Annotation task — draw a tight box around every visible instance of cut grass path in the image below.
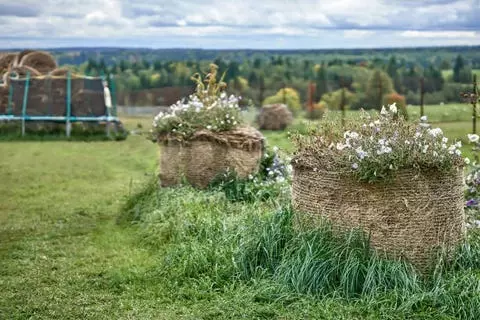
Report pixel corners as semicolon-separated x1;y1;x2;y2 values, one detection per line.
0;135;163;319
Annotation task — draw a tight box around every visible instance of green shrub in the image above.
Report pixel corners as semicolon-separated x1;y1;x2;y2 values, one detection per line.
263;88;302;115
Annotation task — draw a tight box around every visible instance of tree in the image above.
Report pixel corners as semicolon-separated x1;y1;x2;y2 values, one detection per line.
314;64;329;101
453;55;465;83
263;88;302;115
320;88;356;110
366;69;394;109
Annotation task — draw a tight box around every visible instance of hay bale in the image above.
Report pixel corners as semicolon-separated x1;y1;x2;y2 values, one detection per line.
18;51;57;74
10;65;42;78
14;50;36;66
291;165;465;272
256;103;293;130
159;126;265;188
71;89;106;116
49;68;82;78
0;85;8;114
0;53;17;75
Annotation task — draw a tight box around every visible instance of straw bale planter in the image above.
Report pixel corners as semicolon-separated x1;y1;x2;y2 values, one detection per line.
256;103;293;130
158;126;264;189
292;165;466;271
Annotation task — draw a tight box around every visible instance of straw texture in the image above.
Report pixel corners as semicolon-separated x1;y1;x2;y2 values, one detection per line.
292;166;465;272
159;126;264;188
18;51;57;74
256;103;293;130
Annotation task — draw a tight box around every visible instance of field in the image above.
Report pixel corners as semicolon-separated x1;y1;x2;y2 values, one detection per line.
1;106;480;319
442;69;480;81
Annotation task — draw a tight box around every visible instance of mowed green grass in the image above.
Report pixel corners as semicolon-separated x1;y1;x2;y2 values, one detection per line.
442;69;480;81
0;112;478;319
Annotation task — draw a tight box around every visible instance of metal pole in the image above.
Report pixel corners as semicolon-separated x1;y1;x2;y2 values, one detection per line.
420;77;425;118
66;71;72;137
21;72;31;136
7;82;13;115
472;74;477;135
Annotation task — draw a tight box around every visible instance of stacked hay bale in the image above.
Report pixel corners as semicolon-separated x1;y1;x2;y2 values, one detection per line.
0;50;57;81
256;103;293;130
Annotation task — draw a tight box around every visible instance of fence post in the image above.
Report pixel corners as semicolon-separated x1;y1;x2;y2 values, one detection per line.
7;82;13;115
472;74;477;135
110;74;117;117
21;71;31;136
66;71;72;137
420;77;425;118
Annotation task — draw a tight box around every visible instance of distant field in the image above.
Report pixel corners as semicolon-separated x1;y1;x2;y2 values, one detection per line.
442;69;480;81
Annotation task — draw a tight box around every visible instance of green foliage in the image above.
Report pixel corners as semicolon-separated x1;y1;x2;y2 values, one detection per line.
366;69;395;110
208;146;291;203
263;88;302;115
320;88;356;110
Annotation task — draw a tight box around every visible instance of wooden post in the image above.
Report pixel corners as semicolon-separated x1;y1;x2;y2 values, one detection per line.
420;77;425;118
21;71;31;136
7;82;13;115
472;74;477;135
66;71;72;137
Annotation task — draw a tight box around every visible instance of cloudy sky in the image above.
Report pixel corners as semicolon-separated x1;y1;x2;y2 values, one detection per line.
0;0;479;49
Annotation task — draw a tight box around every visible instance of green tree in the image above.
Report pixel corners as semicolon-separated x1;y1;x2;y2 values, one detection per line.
314;64;328;101
366;69;394;109
263;87;302;115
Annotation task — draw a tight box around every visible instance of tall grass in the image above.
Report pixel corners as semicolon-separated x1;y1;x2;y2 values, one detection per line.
120;183;480;319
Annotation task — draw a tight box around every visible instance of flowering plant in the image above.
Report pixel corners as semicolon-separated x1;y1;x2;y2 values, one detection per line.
209;146;292;202
292;103;465;182
152;64;243;141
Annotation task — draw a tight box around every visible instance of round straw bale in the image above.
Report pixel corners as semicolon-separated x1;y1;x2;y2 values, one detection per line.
158;126;265;188
0;53;17;75
19;51;57;74
256;103;293;130
9;65;42;79
292;165;465;273
14;50;36;66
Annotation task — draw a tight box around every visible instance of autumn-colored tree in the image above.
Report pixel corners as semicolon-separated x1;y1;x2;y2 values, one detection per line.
263;87;302;115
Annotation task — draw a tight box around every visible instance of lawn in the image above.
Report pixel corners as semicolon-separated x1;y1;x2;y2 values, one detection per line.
1;113;479;319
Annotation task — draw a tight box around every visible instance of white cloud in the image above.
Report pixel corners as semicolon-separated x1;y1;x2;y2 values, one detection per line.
0;0;479;48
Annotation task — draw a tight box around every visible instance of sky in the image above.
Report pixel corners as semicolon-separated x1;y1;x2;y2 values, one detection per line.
0;0;479;49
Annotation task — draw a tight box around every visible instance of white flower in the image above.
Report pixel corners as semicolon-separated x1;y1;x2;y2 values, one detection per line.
468;134;480;143
433;151;438;157
273;146;279;153
427;128;443;137
369;122;375;128
380;106;388;115
206;125;212;130
313;167;318;172
420;116;427;122
233;121;238;125
442;143;447;149
352;163;359;170
389;164;393;170
442;137;448;143
389;103;398;114
405;140;411;145
378;139;386;145
455;141;462;148
422;145;429;153
384;146;392;153
336;143;348;151
455;149;462;156
465;158;471;165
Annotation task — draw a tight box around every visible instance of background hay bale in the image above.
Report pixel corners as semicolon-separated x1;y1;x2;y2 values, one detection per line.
0;53;17;75
159;126;265;188
10;65;42;78
19;51;57;74
72;89;106;116
14;50;36;66
292;166;465;272
256;103;293;130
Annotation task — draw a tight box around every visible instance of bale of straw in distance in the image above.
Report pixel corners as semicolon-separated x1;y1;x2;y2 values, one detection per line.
256;103;293;130
10;65;42;78
14;50;36;66
71;89;106;116
19;51;57;74
291;165;465;273
159;126;265;188
0;53;17;75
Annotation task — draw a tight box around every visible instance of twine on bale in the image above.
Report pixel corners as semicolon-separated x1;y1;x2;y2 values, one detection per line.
9;65;42;78
291;164;466;273
158;126;265;188
49;68;82;78
13;50;36;66
256;103;293;130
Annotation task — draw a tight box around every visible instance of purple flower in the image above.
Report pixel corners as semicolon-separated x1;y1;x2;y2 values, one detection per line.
466;199;478;207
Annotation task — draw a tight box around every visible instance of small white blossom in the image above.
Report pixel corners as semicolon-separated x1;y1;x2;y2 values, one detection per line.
465;158;471;165
206;125;212;130
273;146;279;153
420;116;427;122
380;106;388;115
442;137;448;143
389;103;398;114
455;149;462;156
468;134;479;143
455;141;462;148
352;163;359;170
